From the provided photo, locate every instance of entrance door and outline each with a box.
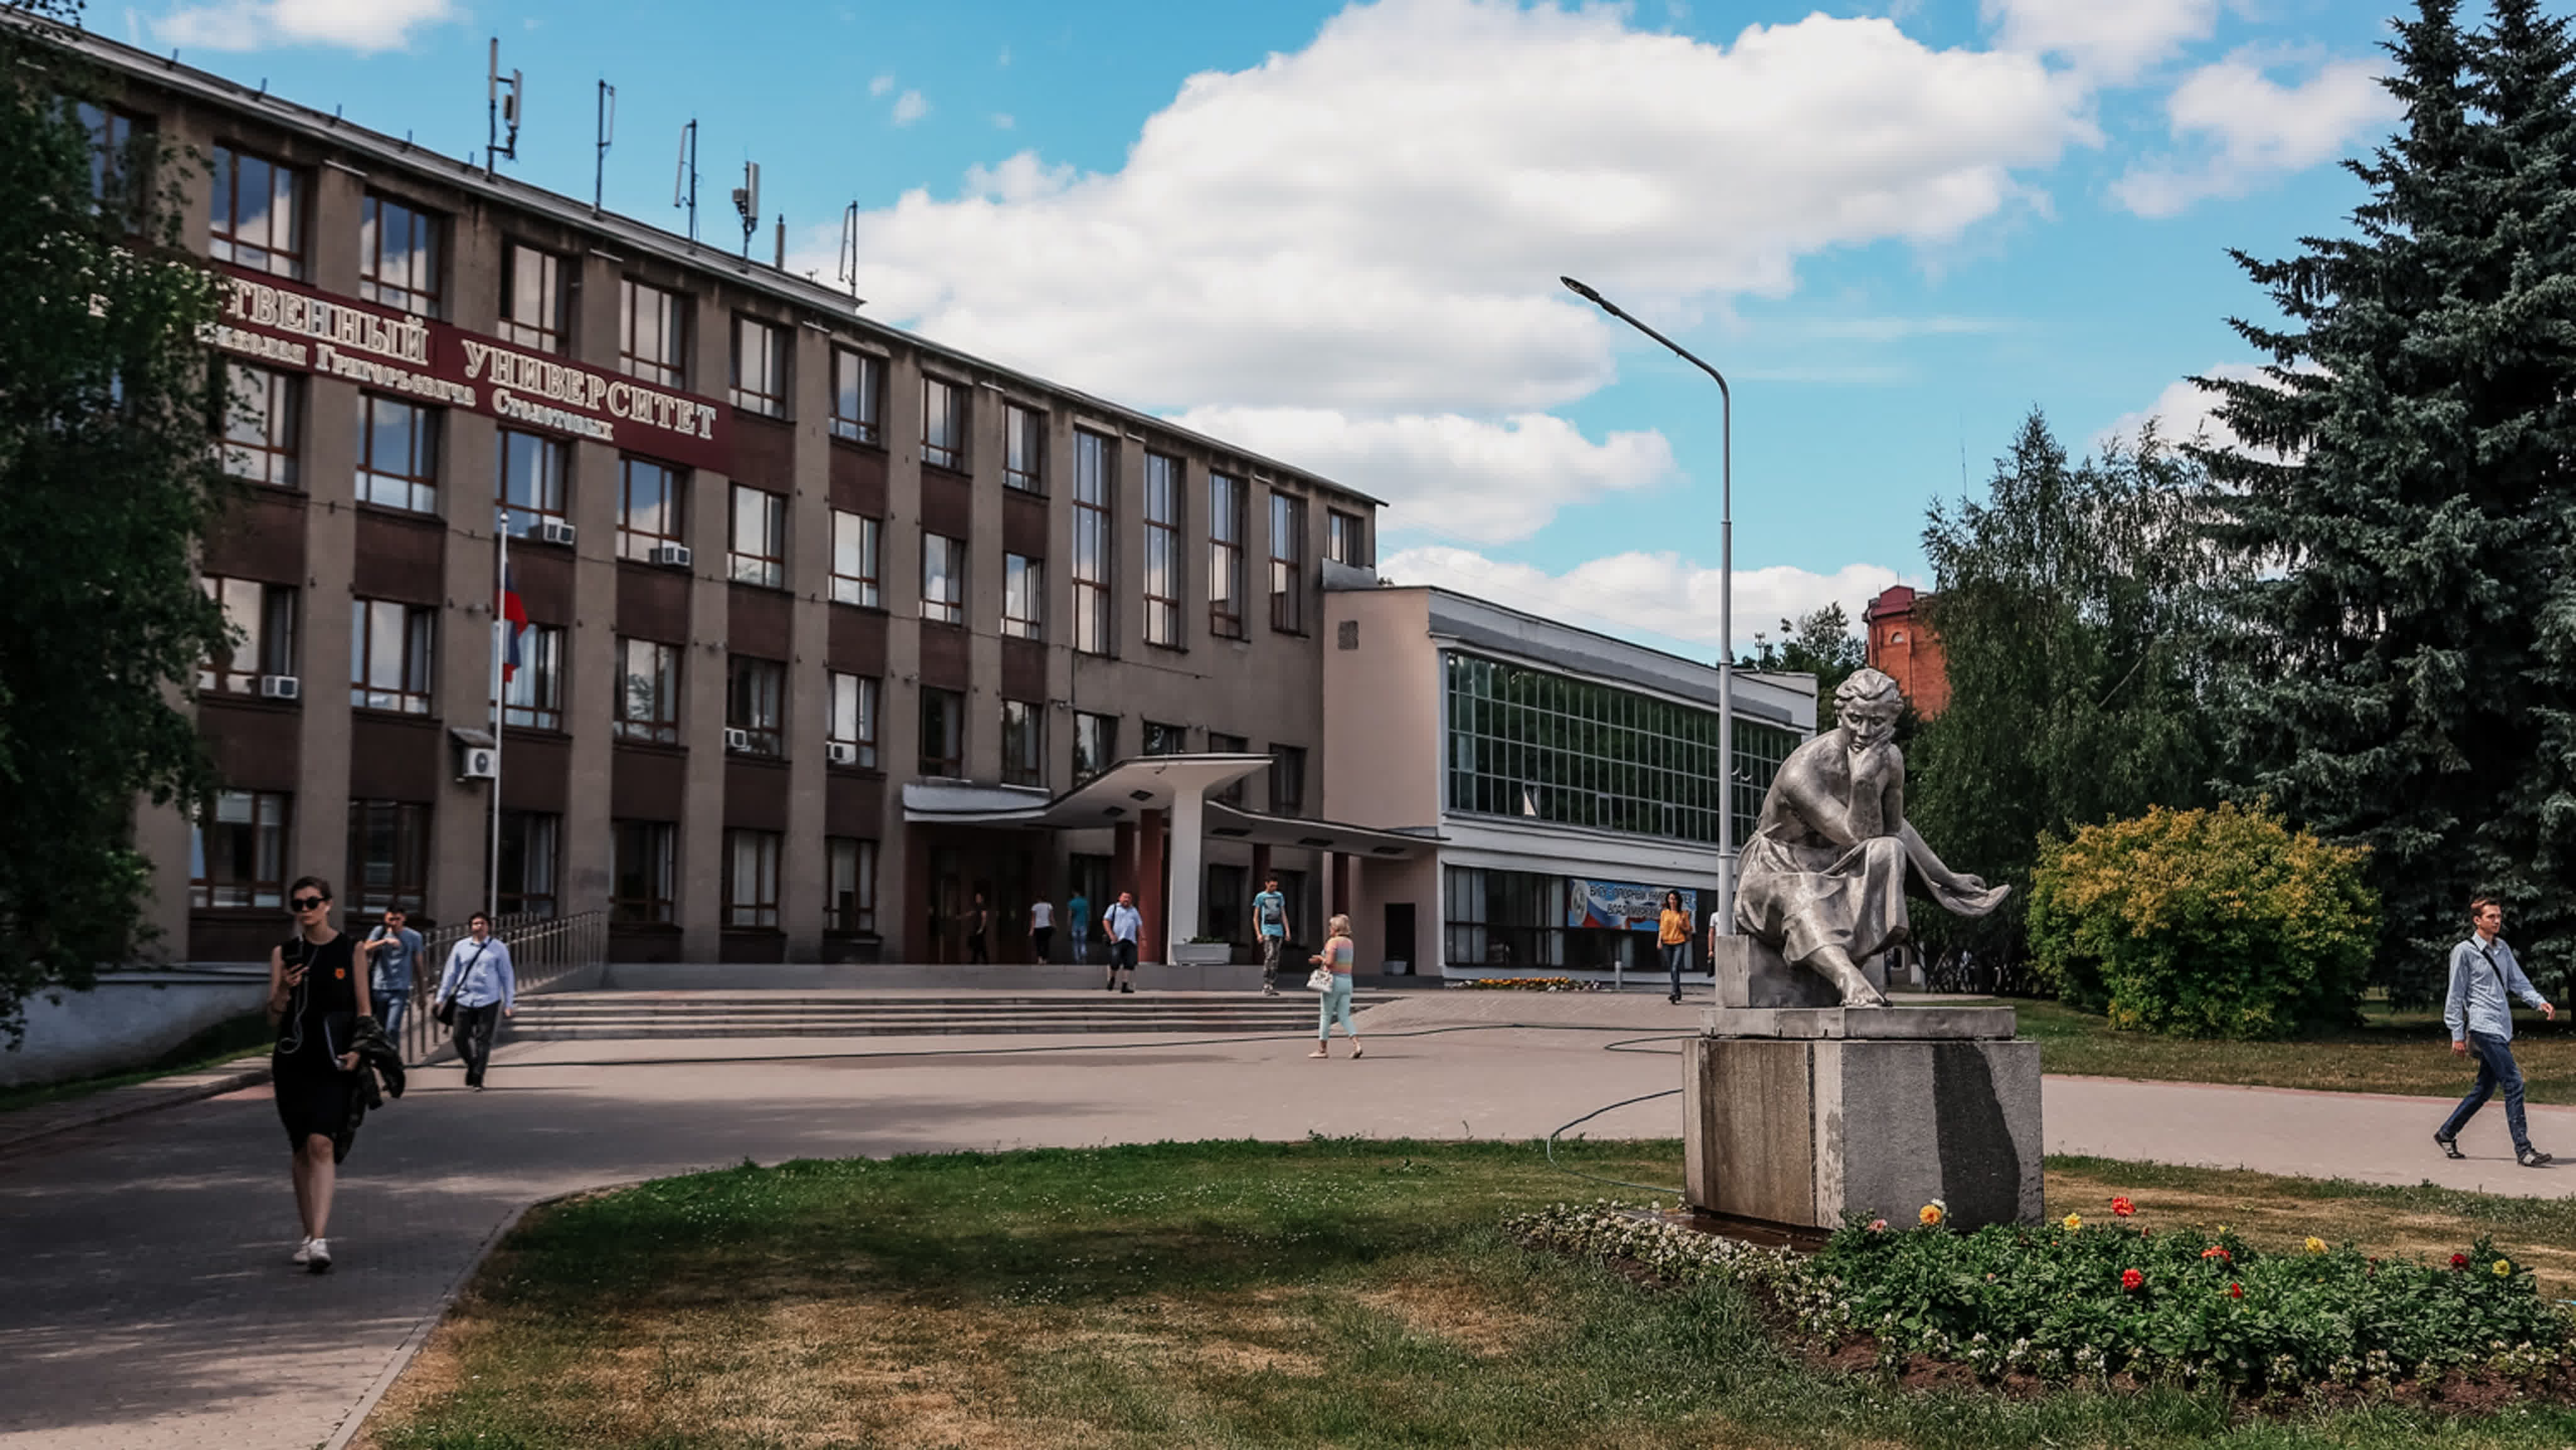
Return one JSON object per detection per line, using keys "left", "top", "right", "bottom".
{"left": 1383, "top": 901, "right": 1416, "bottom": 976}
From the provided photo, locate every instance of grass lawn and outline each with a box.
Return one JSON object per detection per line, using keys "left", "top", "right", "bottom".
{"left": 0, "top": 1010, "right": 270, "bottom": 1115}
{"left": 2019, "top": 999, "right": 2576, "bottom": 1105}
{"left": 362, "top": 1140, "right": 2576, "bottom": 1450}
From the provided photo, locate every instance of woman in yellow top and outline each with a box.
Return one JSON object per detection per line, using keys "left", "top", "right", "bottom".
{"left": 1658, "top": 890, "right": 1694, "bottom": 1005}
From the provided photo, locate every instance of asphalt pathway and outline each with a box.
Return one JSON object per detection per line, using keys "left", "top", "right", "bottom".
{"left": 1, "top": 991, "right": 2567, "bottom": 1449}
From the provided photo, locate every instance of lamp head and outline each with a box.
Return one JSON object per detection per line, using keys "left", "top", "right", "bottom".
{"left": 1559, "top": 275, "right": 1604, "bottom": 305}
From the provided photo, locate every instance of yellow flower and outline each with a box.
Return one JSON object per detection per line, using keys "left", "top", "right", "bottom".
{"left": 2304, "top": 1237, "right": 2326, "bottom": 1255}
{"left": 2063, "top": 1213, "right": 2084, "bottom": 1232}
{"left": 2494, "top": 1259, "right": 2512, "bottom": 1278}
{"left": 1919, "top": 1202, "right": 1945, "bottom": 1227}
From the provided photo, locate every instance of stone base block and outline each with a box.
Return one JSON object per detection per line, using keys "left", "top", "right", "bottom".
{"left": 1712, "top": 934, "right": 1884, "bottom": 1008}
{"left": 1701, "top": 1004, "right": 2018, "bottom": 1040}
{"left": 1683, "top": 1036, "right": 2043, "bottom": 1232}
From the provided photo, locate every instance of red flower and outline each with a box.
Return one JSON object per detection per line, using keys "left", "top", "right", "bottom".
{"left": 2451, "top": 1253, "right": 2470, "bottom": 1271}
{"left": 2121, "top": 1268, "right": 2145, "bottom": 1291}
{"left": 2111, "top": 1196, "right": 2136, "bottom": 1218}
{"left": 2201, "top": 1246, "right": 2231, "bottom": 1262}
{"left": 2229, "top": 1282, "right": 2244, "bottom": 1299}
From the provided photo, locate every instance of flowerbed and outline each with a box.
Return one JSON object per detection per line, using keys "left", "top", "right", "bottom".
{"left": 1508, "top": 1196, "right": 2576, "bottom": 1400}
{"left": 1452, "top": 976, "right": 1604, "bottom": 991}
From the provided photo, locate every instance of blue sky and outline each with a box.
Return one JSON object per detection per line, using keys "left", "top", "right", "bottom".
{"left": 126, "top": 0, "right": 2406, "bottom": 657}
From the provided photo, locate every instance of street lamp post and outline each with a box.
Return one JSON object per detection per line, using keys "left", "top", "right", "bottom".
{"left": 1559, "top": 276, "right": 1738, "bottom": 934}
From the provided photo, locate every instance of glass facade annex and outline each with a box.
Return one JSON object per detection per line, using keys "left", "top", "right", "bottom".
{"left": 1443, "top": 651, "right": 1801, "bottom": 848}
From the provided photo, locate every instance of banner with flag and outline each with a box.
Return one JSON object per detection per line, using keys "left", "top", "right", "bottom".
{"left": 499, "top": 563, "right": 528, "bottom": 683}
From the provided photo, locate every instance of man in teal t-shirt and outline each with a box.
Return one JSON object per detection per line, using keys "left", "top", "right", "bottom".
{"left": 1252, "top": 877, "right": 1289, "bottom": 996}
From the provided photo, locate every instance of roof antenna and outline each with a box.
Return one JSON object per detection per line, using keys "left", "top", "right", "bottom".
{"left": 485, "top": 36, "right": 522, "bottom": 179}
{"left": 673, "top": 119, "right": 698, "bottom": 241}
{"left": 772, "top": 215, "right": 786, "bottom": 270}
{"left": 838, "top": 201, "right": 861, "bottom": 299}
{"left": 592, "top": 80, "right": 615, "bottom": 214}
{"left": 732, "top": 160, "right": 761, "bottom": 260}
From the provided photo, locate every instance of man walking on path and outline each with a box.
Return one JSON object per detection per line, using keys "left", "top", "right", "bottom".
{"left": 1252, "top": 876, "right": 1289, "bottom": 996}
{"left": 2436, "top": 896, "right": 2557, "bottom": 1167}
{"left": 435, "top": 913, "right": 516, "bottom": 1091}
{"left": 1030, "top": 896, "right": 1055, "bottom": 964}
{"left": 1067, "top": 889, "right": 1092, "bottom": 966}
{"left": 360, "top": 906, "right": 423, "bottom": 1039}
{"left": 1104, "top": 890, "right": 1142, "bottom": 994}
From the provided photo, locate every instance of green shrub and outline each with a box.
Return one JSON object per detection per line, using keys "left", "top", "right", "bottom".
{"left": 2024, "top": 803, "right": 2375, "bottom": 1039}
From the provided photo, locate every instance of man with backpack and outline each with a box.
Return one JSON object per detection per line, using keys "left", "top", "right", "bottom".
{"left": 433, "top": 913, "right": 516, "bottom": 1091}
{"left": 2435, "top": 896, "right": 2558, "bottom": 1168}
{"left": 1251, "top": 875, "right": 1290, "bottom": 996}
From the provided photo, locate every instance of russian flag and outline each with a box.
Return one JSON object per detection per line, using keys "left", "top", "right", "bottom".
{"left": 499, "top": 564, "right": 528, "bottom": 683}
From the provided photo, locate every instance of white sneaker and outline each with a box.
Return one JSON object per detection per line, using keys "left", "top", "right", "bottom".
{"left": 291, "top": 1236, "right": 313, "bottom": 1266}
{"left": 306, "top": 1237, "right": 332, "bottom": 1274}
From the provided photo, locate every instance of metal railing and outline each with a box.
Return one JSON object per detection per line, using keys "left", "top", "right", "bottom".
{"left": 394, "top": 910, "right": 608, "bottom": 1064}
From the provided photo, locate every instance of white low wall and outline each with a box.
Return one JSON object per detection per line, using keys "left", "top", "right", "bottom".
{"left": 1, "top": 965, "right": 269, "bottom": 1088}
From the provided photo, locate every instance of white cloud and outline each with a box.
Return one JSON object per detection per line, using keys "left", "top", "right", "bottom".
{"left": 2114, "top": 52, "right": 2397, "bottom": 216}
{"left": 149, "top": 0, "right": 455, "bottom": 51}
{"left": 1169, "top": 406, "right": 1676, "bottom": 543}
{"left": 992, "top": 113, "right": 1016, "bottom": 130}
{"left": 1379, "top": 545, "right": 1906, "bottom": 655}
{"left": 892, "top": 89, "right": 930, "bottom": 127}
{"left": 2102, "top": 360, "right": 2318, "bottom": 460}
{"left": 869, "top": 74, "right": 896, "bottom": 98}
{"left": 1982, "top": 0, "right": 2216, "bottom": 84}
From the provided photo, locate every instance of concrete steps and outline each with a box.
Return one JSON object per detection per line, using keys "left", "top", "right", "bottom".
{"left": 506, "top": 990, "right": 1379, "bottom": 1042}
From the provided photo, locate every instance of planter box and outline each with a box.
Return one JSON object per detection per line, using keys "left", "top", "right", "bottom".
{"left": 1169, "top": 942, "right": 1233, "bottom": 966}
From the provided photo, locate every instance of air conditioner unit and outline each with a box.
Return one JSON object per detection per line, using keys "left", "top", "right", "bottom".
{"left": 826, "top": 740, "right": 857, "bottom": 766}
{"left": 257, "top": 674, "right": 301, "bottom": 700}
{"left": 538, "top": 519, "right": 577, "bottom": 547}
{"left": 648, "top": 542, "right": 692, "bottom": 569}
{"left": 458, "top": 745, "right": 499, "bottom": 781}
{"left": 723, "top": 727, "right": 753, "bottom": 754}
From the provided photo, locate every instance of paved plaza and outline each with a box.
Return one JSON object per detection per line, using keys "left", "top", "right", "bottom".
{"left": 1, "top": 989, "right": 2568, "bottom": 1449}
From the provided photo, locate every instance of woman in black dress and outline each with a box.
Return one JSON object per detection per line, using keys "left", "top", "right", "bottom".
{"left": 268, "top": 874, "right": 369, "bottom": 1273}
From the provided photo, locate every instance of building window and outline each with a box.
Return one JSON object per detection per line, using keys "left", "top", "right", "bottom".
{"left": 830, "top": 349, "right": 883, "bottom": 444}
{"left": 349, "top": 598, "right": 434, "bottom": 714}
{"left": 618, "top": 277, "right": 687, "bottom": 388}
{"left": 730, "top": 314, "right": 788, "bottom": 418}
{"left": 1143, "top": 451, "right": 1183, "bottom": 648}
{"left": 616, "top": 457, "right": 686, "bottom": 561}
{"left": 1269, "top": 744, "right": 1306, "bottom": 817}
{"left": 1269, "top": 492, "right": 1307, "bottom": 634}
{"left": 612, "top": 820, "right": 677, "bottom": 923}
{"left": 825, "top": 838, "right": 878, "bottom": 935}
{"left": 921, "top": 376, "right": 966, "bottom": 471}
{"left": 221, "top": 363, "right": 299, "bottom": 488}
{"left": 1204, "top": 862, "right": 1248, "bottom": 943}
{"left": 726, "top": 655, "right": 786, "bottom": 757}
{"left": 1004, "top": 403, "right": 1044, "bottom": 491}
{"left": 496, "top": 810, "right": 559, "bottom": 917}
{"left": 1328, "top": 508, "right": 1371, "bottom": 567}
{"left": 346, "top": 800, "right": 431, "bottom": 916}
{"left": 616, "top": 637, "right": 680, "bottom": 744}
{"left": 1143, "top": 720, "right": 1187, "bottom": 757}
{"left": 1001, "top": 700, "right": 1044, "bottom": 788}
{"left": 1208, "top": 472, "right": 1245, "bottom": 640}
{"left": 729, "top": 485, "right": 787, "bottom": 589}
{"left": 919, "top": 687, "right": 965, "bottom": 778}
{"left": 830, "top": 510, "right": 881, "bottom": 608}
{"left": 723, "top": 830, "right": 782, "bottom": 929}
{"left": 1072, "top": 430, "right": 1113, "bottom": 655}
{"left": 502, "top": 623, "right": 564, "bottom": 730}
{"left": 191, "top": 789, "right": 289, "bottom": 910}
{"left": 355, "top": 394, "right": 439, "bottom": 514}
{"left": 499, "top": 242, "right": 569, "bottom": 352}
{"left": 1209, "top": 732, "right": 1248, "bottom": 806}
{"left": 1074, "top": 711, "right": 1118, "bottom": 781}
{"left": 922, "top": 533, "right": 965, "bottom": 626}
{"left": 79, "top": 103, "right": 149, "bottom": 222}
{"left": 827, "top": 672, "right": 879, "bottom": 768}
{"left": 497, "top": 428, "right": 569, "bottom": 537}
{"left": 209, "top": 145, "right": 301, "bottom": 277}
{"left": 1003, "top": 554, "right": 1043, "bottom": 640}
{"left": 199, "top": 576, "right": 296, "bottom": 694}
{"left": 358, "top": 193, "right": 441, "bottom": 316}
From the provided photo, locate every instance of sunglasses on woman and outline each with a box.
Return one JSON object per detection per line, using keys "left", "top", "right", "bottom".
{"left": 289, "top": 896, "right": 328, "bottom": 912}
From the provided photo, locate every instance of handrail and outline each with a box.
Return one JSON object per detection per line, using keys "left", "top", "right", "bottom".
{"left": 396, "top": 910, "right": 608, "bottom": 1064}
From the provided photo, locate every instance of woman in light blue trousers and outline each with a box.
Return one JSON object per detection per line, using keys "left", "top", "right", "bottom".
{"left": 1309, "top": 913, "right": 1361, "bottom": 1059}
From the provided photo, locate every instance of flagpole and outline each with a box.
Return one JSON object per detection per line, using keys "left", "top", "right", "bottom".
{"left": 488, "top": 508, "right": 508, "bottom": 920}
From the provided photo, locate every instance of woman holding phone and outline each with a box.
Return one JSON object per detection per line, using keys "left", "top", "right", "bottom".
{"left": 267, "top": 874, "right": 368, "bottom": 1273}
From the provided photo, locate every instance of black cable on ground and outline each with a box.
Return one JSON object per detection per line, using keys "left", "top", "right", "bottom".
{"left": 1545, "top": 1088, "right": 1687, "bottom": 1196}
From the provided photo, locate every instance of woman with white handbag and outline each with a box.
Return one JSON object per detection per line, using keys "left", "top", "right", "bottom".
{"left": 1307, "top": 914, "right": 1362, "bottom": 1059}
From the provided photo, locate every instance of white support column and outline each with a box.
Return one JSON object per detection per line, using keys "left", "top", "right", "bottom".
{"left": 1165, "top": 784, "right": 1207, "bottom": 960}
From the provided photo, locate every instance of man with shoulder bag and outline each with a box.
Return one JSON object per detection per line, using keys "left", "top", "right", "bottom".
{"left": 2434, "top": 896, "right": 2558, "bottom": 1168}
{"left": 433, "top": 912, "right": 516, "bottom": 1091}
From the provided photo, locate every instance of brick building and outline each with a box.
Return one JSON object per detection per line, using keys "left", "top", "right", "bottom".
{"left": 1863, "top": 585, "right": 1949, "bottom": 718}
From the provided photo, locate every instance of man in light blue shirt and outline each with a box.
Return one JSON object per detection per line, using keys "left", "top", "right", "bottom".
{"left": 361, "top": 906, "right": 424, "bottom": 1037}
{"left": 1252, "top": 876, "right": 1289, "bottom": 996}
{"left": 435, "top": 913, "right": 516, "bottom": 1091}
{"left": 1103, "top": 890, "right": 1142, "bottom": 995}
{"left": 2435, "top": 897, "right": 2557, "bottom": 1167}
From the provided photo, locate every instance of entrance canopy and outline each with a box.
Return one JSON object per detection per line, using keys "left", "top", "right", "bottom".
{"left": 902, "top": 754, "right": 1439, "bottom": 859}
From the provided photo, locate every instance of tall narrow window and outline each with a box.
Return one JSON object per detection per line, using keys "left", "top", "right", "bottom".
{"left": 618, "top": 278, "right": 687, "bottom": 388}
{"left": 1074, "top": 711, "right": 1118, "bottom": 781}
{"left": 1328, "top": 508, "right": 1371, "bottom": 567}
{"left": 919, "top": 688, "right": 966, "bottom": 778}
{"left": 616, "top": 457, "right": 686, "bottom": 562}
{"left": 349, "top": 599, "right": 434, "bottom": 714}
{"left": 209, "top": 145, "right": 302, "bottom": 277}
{"left": 830, "top": 510, "right": 881, "bottom": 608}
{"left": 1003, "top": 554, "right": 1043, "bottom": 640}
{"left": 221, "top": 364, "right": 300, "bottom": 488}
{"left": 612, "top": 820, "right": 678, "bottom": 923}
{"left": 497, "top": 428, "right": 569, "bottom": 537}
{"left": 616, "top": 637, "right": 680, "bottom": 744}
{"left": 1269, "top": 491, "right": 1308, "bottom": 634}
{"left": 830, "top": 348, "right": 883, "bottom": 444}
{"left": 192, "top": 789, "right": 289, "bottom": 909}
{"left": 729, "top": 485, "right": 787, "bottom": 588}
{"left": 921, "top": 533, "right": 965, "bottom": 626}
{"left": 826, "top": 672, "right": 879, "bottom": 768}
{"left": 1143, "top": 451, "right": 1182, "bottom": 647}
{"left": 1001, "top": 700, "right": 1044, "bottom": 788}
{"left": 825, "top": 838, "right": 879, "bottom": 935}
{"left": 499, "top": 242, "right": 569, "bottom": 352}
{"left": 726, "top": 655, "right": 786, "bottom": 756}
{"left": 1270, "top": 744, "right": 1308, "bottom": 817}
{"left": 922, "top": 376, "right": 966, "bottom": 470}
{"left": 1208, "top": 472, "right": 1245, "bottom": 640}
{"left": 346, "top": 800, "right": 431, "bottom": 915}
{"left": 78, "top": 103, "right": 149, "bottom": 224}
{"left": 358, "top": 193, "right": 441, "bottom": 315}
{"left": 730, "top": 315, "right": 787, "bottom": 417}
{"left": 722, "top": 830, "right": 779, "bottom": 931}
{"left": 496, "top": 811, "right": 560, "bottom": 917}
{"left": 1004, "top": 403, "right": 1044, "bottom": 491}
{"left": 502, "top": 624, "right": 564, "bottom": 730}
{"left": 1072, "top": 430, "right": 1113, "bottom": 654}
{"left": 355, "top": 394, "right": 439, "bottom": 513}
{"left": 199, "top": 577, "right": 296, "bottom": 693}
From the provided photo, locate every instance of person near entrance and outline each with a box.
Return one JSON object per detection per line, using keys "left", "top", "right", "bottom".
{"left": 2436, "top": 896, "right": 2557, "bottom": 1167}
{"left": 1309, "top": 913, "right": 1362, "bottom": 1059}
{"left": 1030, "top": 896, "right": 1056, "bottom": 964}
{"left": 1067, "top": 890, "right": 1092, "bottom": 965}
{"left": 269, "top": 875, "right": 369, "bottom": 1273}
{"left": 965, "top": 893, "right": 992, "bottom": 965}
{"left": 435, "top": 913, "right": 516, "bottom": 1091}
{"left": 360, "top": 905, "right": 423, "bottom": 1039}
{"left": 1104, "top": 890, "right": 1143, "bottom": 993}
{"left": 1658, "top": 890, "right": 1694, "bottom": 1005}
{"left": 1252, "top": 876, "right": 1290, "bottom": 996}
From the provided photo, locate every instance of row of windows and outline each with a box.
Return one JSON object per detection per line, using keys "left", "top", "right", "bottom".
{"left": 1443, "top": 867, "right": 1688, "bottom": 972}
{"left": 192, "top": 789, "right": 878, "bottom": 934}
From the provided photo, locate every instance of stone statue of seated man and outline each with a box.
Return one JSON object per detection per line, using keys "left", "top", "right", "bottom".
{"left": 1733, "top": 667, "right": 2007, "bottom": 1007}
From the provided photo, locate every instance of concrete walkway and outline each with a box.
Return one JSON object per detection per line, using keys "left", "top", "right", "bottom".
{"left": 0, "top": 990, "right": 2568, "bottom": 1449}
